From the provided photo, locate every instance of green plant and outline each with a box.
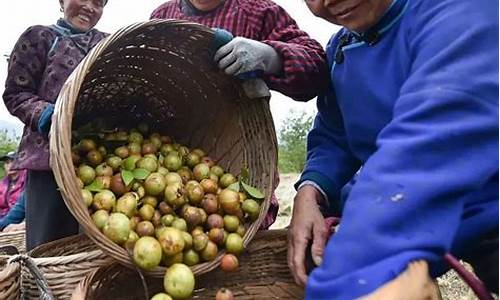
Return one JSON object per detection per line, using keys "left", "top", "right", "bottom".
{"left": 277, "top": 110, "right": 314, "bottom": 173}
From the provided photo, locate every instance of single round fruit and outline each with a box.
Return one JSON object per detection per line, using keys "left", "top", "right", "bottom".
{"left": 78, "top": 138, "right": 97, "bottom": 153}
{"left": 95, "top": 176, "right": 111, "bottom": 189}
{"left": 157, "top": 227, "right": 185, "bottom": 255}
{"left": 144, "top": 173, "right": 167, "bottom": 196}
{"left": 177, "top": 168, "right": 192, "bottom": 183}
{"left": 136, "top": 221, "right": 155, "bottom": 237}
{"left": 78, "top": 165, "right": 95, "bottom": 185}
{"left": 219, "top": 173, "right": 237, "bottom": 188}
{"left": 201, "top": 156, "right": 214, "bottom": 167}
{"left": 183, "top": 249, "right": 200, "bottom": 266}
{"left": 159, "top": 202, "right": 174, "bottom": 215}
{"left": 114, "top": 146, "right": 130, "bottom": 159}
{"left": 216, "top": 288, "right": 234, "bottom": 300}
{"left": 220, "top": 254, "right": 239, "bottom": 272}
{"left": 185, "top": 152, "right": 201, "bottom": 168}
{"left": 161, "top": 214, "right": 175, "bottom": 227}
{"left": 143, "top": 196, "right": 159, "bottom": 208}
{"left": 182, "top": 232, "right": 193, "bottom": 250}
{"left": 165, "top": 172, "right": 182, "bottom": 186}
{"left": 103, "top": 213, "right": 131, "bottom": 245}
{"left": 210, "top": 165, "right": 224, "bottom": 178}
{"left": 242, "top": 199, "right": 260, "bottom": 220}
{"left": 219, "top": 189, "right": 241, "bottom": 215}
{"left": 142, "top": 143, "right": 157, "bottom": 156}
{"left": 92, "top": 210, "right": 109, "bottom": 230}
{"left": 201, "top": 240, "right": 218, "bottom": 261}
{"left": 164, "top": 153, "right": 183, "bottom": 171}
{"left": 200, "top": 179, "right": 218, "bottom": 194}
{"left": 187, "top": 185, "right": 205, "bottom": 205}
{"left": 129, "top": 131, "right": 144, "bottom": 144}
{"left": 236, "top": 224, "right": 246, "bottom": 237}
{"left": 163, "top": 252, "right": 184, "bottom": 267}
{"left": 191, "top": 227, "right": 204, "bottom": 237}
{"left": 152, "top": 210, "right": 162, "bottom": 228}
{"left": 201, "top": 194, "right": 219, "bottom": 215}
{"left": 193, "top": 163, "right": 210, "bottom": 181}
{"left": 225, "top": 233, "right": 244, "bottom": 254}
{"left": 164, "top": 263, "right": 195, "bottom": 299}
{"left": 191, "top": 148, "right": 205, "bottom": 158}
{"left": 151, "top": 293, "right": 173, "bottom": 300}
{"left": 93, "top": 190, "right": 116, "bottom": 211}
{"left": 207, "top": 214, "right": 224, "bottom": 229}
{"left": 87, "top": 150, "right": 103, "bottom": 166}
{"left": 208, "top": 228, "right": 225, "bottom": 246}
{"left": 139, "top": 204, "right": 155, "bottom": 221}
{"left": 182, "top": 206, "right": 203, "bottom": 228}
{"left": 81, "top": 189, "right": 93, "bottom": 207}
{"left": 160, "top": 144, "right": 175, "bottom": 156}
{"left": 133, "top": 236, "right": 162, "bottom": 270}
{"left": 157, "top": 166, "right": 169, "bottom": 176}
{"left": 193, "top": 233, "right": 209, "bottom": 252}
{"left": 172, "top": 218, "right": 188, "bottom": 232}
{"left": 137, "top": 157, "right": 158, "bottom": 172}
{"left": 95, "top": 164, "right": 113, "bottom": 177}
{"left": 106, "top": 156, "right": 122, "bottom": 171}
{"left": 110, "top": 173, "right": 131, "bottom": 196}
{"left": 223, "top": 215, "right": 240, "bottom": 232}
{"left": 115, "top": 192, "right": 139, "bottom": 217}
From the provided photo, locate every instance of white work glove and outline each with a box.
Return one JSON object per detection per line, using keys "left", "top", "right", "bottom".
{"left": 214, "top": 37, "right": 283, "bottom": 76}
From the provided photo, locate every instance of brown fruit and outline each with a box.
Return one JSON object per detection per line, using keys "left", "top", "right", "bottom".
{"left": 200, "top": 179, "right": 218, "bottom": 194}
{"left": 136, "top": 221, "right": 155, "bottom": 237}
{"left": 208, "top": 228, "right": 225, "bottom": 246}
{"left": 201, "top": 156, "right": 214, "bottom": 167}
{"left": 110, "top": 173, "right": 130, "bottom": 196}
{"left": 152, "top": 210, "right": 162, "bottom": 228}
{"left": 220, "top": 254, "right": 239, "bottom": 272}
{"left": 206, "top": 214, "right": 224, "bottom": 229}
{"left": 193, "top": 233, "right": 209, "bottom": 251}
{"left": 177, "top": 168, "right": 192, "bottom": 183}
{"left": 141, "top": 143, "right": 156, "bottom": 155}
{"left": 160, "top": 135, "right": 171, "bottom": 144}
{"left": 86, "top": 150, "right": 103, "bottom": 166}
{"left": 201, "top": 194, "right": 219, "bottom": 215}
{"left": 158, "top": 201, "right": 174, "bottom": 215}
{"left": 129, "top": 216, "right": 141, "bottom": 231}
{"left": 183, "top": 206, "right": 203, "bottom": 228}
{"left": 78, "top": 138, "right": 97, "bottom": 153}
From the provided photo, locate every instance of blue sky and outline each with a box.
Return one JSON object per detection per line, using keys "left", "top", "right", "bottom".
{"left": 0, "top": 0, "right": 339, "bottom": 134}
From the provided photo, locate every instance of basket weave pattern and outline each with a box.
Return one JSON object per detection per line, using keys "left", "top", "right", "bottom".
{"left": 73, "top": 230, "right": 303, "bottom": 299}
{"left": 0, "top": 231, "right": 26, "bottom": 254}
{"left": 50, "top": 19, "right": 278, "bottom": 277}
{"left": 0, "top": 256, "right": 21, "bottom": 300}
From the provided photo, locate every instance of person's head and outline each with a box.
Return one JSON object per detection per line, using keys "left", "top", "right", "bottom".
{"left": 188, "top": 0, "right": 225, "bottom": 12}
{"left": 305, "top": 0, "right": 393, "bottom": 33}
{"left": 59, "top": 0, "right": 106, "bottom": 32}
{"left": 0, "top": 152, "right": 17, "bottom": 177}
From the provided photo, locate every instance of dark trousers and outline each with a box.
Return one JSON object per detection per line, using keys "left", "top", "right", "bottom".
{"left": 25, "top": 170, "right": 79, "bottom": 251}
{"left": 462, "top": 228, "right": 499, "bottom": 294}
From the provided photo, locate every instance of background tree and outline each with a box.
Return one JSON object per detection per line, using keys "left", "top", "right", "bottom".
{"left": 278, "top": 110, "right": 314, "bottom": 173}
{"left": 0, "top": 129, "right": 20, "bottom": 179}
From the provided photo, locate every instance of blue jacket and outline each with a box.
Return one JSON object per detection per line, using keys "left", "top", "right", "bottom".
{"left": 298, "top": 0, "right": 499, "bottom": 298}
{"left": 0, "top": 191, "right": 25, "bottom": 230}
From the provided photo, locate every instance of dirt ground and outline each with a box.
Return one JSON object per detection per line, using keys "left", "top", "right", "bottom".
{"left": 271, "top": 173, "right": 495, "bottom": 300}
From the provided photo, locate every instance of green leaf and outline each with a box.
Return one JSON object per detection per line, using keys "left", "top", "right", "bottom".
{"left": 121, "top": 170, "right": 135, "bottom": 186}
{"left": 85, "top": 180, "right": 103, "bottom": 192}
{"left": 133, "top": 168, "right": 150, "bottom": 180}
{"left": 241, "top": 182, "right": 264, "bottom": 200}
{"left": 240, "top": 167, "right": 250, "bottom": 182}
{"left": 227, "top": 182, "right": 240, "bottom": 192}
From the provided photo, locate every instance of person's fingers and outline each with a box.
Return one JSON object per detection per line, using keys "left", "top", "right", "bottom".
{"left": 214, "top": 40, "right": 235, "bottom": 62}
{"left": 223, "top": 59, "right": 243, "bottom": 75}
{"left": 311, "top": 219, "right": 328, "bottom": 266}
{"left": 217, "top": 50, "right": 238, "bottom": 71}
{"left": 292, "top": 233, "right": 309, "bottom": 286}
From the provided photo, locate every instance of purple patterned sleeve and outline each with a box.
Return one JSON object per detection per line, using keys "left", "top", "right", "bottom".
{"left": 259, "top": 5, "right": 329, "bottom": 101}
{"left": 3, "top": 26, "right": 54, "bottom": 131}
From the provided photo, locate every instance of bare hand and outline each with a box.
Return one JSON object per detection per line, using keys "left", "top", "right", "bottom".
{"left": 287, "top": 185, "right": 328, "bottom": 286}
{"left": 3, "top": 221, "right": 25, "bottom": 233}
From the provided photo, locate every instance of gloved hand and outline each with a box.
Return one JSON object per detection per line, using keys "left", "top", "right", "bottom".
{"left": 214, "top": 36, "right": 283, "bottom": 77}
{"left": 37, "top": 103, "right": 55, "bottom": 134}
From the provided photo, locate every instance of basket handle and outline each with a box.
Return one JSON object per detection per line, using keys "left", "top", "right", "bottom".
{"left": 9, "top": 254, "right": 55, "bottom": 300}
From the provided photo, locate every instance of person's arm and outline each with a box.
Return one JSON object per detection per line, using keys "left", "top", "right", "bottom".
{"left": 0, "top": 193, "right": 26, "bottom": 230}
{"left": 3, "top": 26, "right": 54, "bottom": 132}
{"left": 306, "top": 2, "right": 499, "bottom": 299}
{"left": 258, "top": 3, "right": 328, "bottom": 101}
{"left": 288, "top": 87, "right": 361, "bottom": 285}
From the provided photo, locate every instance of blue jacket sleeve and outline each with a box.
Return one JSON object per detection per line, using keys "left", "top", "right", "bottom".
{"left": 0, "top": 192, "right": 26, "bottom": 230}
{"left": 306, "top": 1, "right": 498, "bottom": 299}
{"left": 297, "top": 87, "right": 361, "bottom": 215}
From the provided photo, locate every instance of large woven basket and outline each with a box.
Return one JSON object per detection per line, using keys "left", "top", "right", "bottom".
{"left": 0, "top": 230, "right": 26, "bottom": 253}
{"left": 0, "top": 255, "right": 21, "bottom": 300}
{"left": 22, "top": 234, "right": 113, "bottom": 299}
{"left": 72, "top": 229, "right": 303, "bottom": 299}
{"left": 50, "top": 19, "right": 278, "bottom": 277}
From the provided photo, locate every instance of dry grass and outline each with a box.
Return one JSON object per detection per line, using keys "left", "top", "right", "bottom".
{"left": 272, "top": 173, "right": 496, "bottom": 300}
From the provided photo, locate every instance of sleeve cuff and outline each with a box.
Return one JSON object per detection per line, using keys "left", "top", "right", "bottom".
{"left": 295, "top": 171, "right": 342, "bottom": 216}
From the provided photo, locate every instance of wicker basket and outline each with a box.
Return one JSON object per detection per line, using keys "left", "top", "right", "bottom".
{"left": 0, "top": 230, "right": 26, "bottom": 254}
{"left": 72, "top": 229, "right": 303, "bottom": 299}
{"left": 50, "top": 19, "right": 278, "bottom": 277}
{"left": 21, "top": 234, "right": 113, "bottom": 299}
{"left": 0, "top": 255, "right": 21, "bottom": 300}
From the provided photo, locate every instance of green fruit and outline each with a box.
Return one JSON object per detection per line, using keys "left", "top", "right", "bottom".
{"left": 185, "top": 152, "right": 201, "bottom": 168}
{"left": 191, "top": 148, "right": 205, "bottom": 158}
{"left": 139, "top": 204, "right": 155, "bottom": 221}
{"left": 163, "top": 252, "right": 184, "bottom": 267}
{"left": 92, "top": 210, "right": 109, "bottom": 230}
{"left": 219, "top": 173, "right": 237, "bottom": 188}
{"left": 172, "top": 218, "right": 188, "bottom": 232}
{"left": 103, "top": 213, "right": 131, "bottom": 245}
{"left": 78, "top": 138, "right": 97, "bottom": 153}
{"left": 210, "top": 165, "right": 224, "bottom": 178}
{"left": 143, "top": 196, "right": 158, "bottom": 208}
{"left": 128, "top": 132, "right": 144, "bottom": 144}
{"left": 161, "top": 214, "right": 175, "bottom": 227}
{"left": 115, "top": 192, "right": 139, "bottom": 217}
{"left": 78, "top": 165, "right": 95, "bottom": 185}
{"left": 157, "top": 227, "right": 185, "bottom": 256}
{"left": 123, "top": 156, "right": 140, "bottom": 171}
{"left": 183, "top": 249, "right": 199, "bottom": 266}
{"left": 192, "top": 163, "right": 210, "bottom": 181}
{"left": 92, "top": 190, "right": 116, "bottom": 211}
{"left": 157, "top": 166, "right": 169, "bottom": 176}
{"left": 219, "top": 189, "right": 241, "bottom": 215}
{"left": 201, "top": 240, "right": 218, "bottom": 261}
{"left": 223, "top": 215, "right": 240, "bottom": 232}
{"left": 160, "top": 144, "right": 175, "bottom": 156}
{"left": 182, "top": 232, "right": 193, "bottom": 250}
{"left": 95, "top": 163, "right": 113, "bottom": 177}
{"left": 164, "top": 263, "right": 195, "bottom": 299}
{"left": 81, "top": 189, "right": 93, "bottom": 207}
{"left": 242, "top": 199, "right": 260, "bottom": 220}
{"left": 137, "top": 157, "right": 158, "bottom": 172}
{"left": 165, "top": 172, "right": 183, "bottom": 186}
{"left": 225, "top": 233, "right": 244, "bottom": 255}
{"left": 144, "top": 173, "right": 167, "bottom": 196}
{"left": 187, "top": 185, "right": 205, "bottom": 206}
{"left": 150, "top": 293, "right": 173, "bottom": 300}
{"left": 133, "top": 236, "right": 162, "bottom": 270}
{"left": 164, "top": 153, "right": 183, "bottom": 171}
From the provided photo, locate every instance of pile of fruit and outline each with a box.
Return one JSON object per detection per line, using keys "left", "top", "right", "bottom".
{"left": 72, "top": 123, "right": 263, "bottom": 299}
